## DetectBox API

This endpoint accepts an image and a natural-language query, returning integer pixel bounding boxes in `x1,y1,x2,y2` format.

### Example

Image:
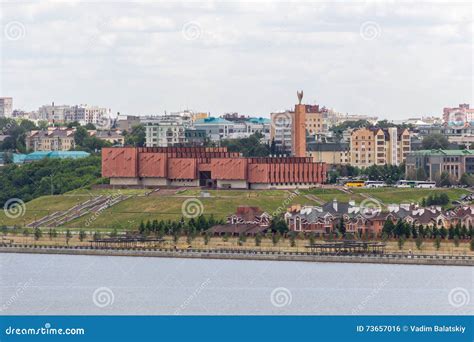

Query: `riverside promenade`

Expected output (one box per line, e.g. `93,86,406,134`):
1,245,473,266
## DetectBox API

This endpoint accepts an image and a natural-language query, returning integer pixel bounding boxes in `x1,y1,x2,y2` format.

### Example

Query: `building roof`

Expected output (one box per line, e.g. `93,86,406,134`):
409,149,474,156
28,129,75,138
246,117,270,124
307,142,349,152
23,151,90,162
194,117,232,125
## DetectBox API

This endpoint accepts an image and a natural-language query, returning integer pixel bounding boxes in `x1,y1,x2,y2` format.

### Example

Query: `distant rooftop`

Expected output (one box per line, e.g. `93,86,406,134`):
410,149,474,156
194,117,232,125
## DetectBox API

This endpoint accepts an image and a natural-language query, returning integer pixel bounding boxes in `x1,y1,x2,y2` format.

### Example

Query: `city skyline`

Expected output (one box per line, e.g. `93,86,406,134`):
1,1,472,119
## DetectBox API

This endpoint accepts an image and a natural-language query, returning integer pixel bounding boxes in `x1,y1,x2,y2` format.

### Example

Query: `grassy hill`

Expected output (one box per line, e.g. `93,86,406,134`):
0,187,469,230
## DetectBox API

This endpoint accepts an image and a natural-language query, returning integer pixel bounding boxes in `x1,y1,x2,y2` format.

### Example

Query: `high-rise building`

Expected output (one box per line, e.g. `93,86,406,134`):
443,104,474,127
36,103,111,127
349,127,411,167
292,103,306,158
405,149,474,182
270,97,326,156
0,97,13,118
142,115,190,147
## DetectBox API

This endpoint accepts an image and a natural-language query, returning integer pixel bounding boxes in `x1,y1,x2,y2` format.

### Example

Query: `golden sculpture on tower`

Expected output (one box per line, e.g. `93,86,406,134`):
297,90,303,104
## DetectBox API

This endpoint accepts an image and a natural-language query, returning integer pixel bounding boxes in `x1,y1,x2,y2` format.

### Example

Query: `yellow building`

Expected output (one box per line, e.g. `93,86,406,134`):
26,128,76,152
349,127,410,167
307,142,349,165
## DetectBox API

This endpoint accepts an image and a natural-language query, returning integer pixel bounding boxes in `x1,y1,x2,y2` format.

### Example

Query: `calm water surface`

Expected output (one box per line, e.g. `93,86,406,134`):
0,253,472,315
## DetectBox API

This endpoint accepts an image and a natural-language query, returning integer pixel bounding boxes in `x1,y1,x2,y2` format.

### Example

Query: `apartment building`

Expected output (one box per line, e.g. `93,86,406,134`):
270,110,293,155
193,117,234,142
36,103,111,127
349,127,410,167
443,103,474,126
307,142,349,165
305,105,326,135
142,115,190,147
405,149,474,182
73,105,111,128
26,128,76,151
0,97,13,118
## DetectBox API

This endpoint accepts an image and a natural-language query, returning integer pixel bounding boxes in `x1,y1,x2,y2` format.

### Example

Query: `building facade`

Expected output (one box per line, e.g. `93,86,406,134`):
405,149,474,182
0,97,13,118
36,103,110,126
285,201,472,236
349,127,410,167
307,142,350,165
102,147,326,189
443,103,474,127
193,117,234,142
142,115,190,147
26,128,76,151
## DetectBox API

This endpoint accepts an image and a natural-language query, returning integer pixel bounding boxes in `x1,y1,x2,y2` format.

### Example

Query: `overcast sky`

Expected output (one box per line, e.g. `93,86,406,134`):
1,0,472,119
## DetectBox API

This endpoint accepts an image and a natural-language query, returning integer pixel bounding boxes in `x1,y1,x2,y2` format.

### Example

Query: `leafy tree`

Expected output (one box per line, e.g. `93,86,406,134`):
309,234,315,246
79,230,87,242
272,232,281,246
222,232,230,242
34,228,42,241
439,172,452,187
93,231,101,241
255,233,262,246
124,124,145,147
459,173,474,186
453,235,460,247
238,233,246,246
415,168,427,181
270,217,289,234
139,221,146,235
0,156,102,206
74,126,88,146
397,237,405,250
434,236,441,251
415,235,423,251
65,229,72,245
204,232,211,245
109,228,118,238
421,133,449,150
84,123,96,130
289,231,297,247
220,133,271,157
382,219,395,237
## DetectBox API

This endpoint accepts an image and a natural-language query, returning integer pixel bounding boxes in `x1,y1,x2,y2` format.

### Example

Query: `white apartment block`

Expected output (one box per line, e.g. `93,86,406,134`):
142,115,191,147
36,103,111,128
0,97,13,118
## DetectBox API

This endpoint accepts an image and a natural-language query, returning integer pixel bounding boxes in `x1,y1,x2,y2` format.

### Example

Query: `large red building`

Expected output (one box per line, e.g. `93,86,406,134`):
102,147,326,189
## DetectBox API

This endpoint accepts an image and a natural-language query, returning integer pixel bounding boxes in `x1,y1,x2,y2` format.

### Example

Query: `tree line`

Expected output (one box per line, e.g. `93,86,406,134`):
0,156,103,206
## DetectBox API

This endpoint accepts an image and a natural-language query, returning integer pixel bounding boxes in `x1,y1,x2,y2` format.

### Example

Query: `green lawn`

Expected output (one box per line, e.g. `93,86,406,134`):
0,195,93,227
1,187,470,230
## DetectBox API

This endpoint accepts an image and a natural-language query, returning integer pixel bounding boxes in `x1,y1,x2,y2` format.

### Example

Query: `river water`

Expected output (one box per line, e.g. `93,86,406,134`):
0,253,472,315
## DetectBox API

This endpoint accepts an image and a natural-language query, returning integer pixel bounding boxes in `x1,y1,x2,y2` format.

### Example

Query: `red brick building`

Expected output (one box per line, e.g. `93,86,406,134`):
102,147,326,189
